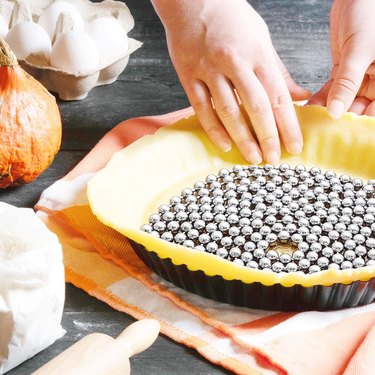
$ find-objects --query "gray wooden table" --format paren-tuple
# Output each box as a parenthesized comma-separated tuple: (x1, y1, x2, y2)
(3, 1, 332, 373)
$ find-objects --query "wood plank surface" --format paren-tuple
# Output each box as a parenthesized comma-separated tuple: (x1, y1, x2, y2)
(2, 0, 332, 373)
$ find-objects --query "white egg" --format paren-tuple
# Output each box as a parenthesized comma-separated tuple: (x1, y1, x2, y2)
(50, 31, 100, 73)
(5, 21, 51, 61)
(38, 1, 84, 40)
(0, 15, 8, 38)
(87, 17, 129, 64)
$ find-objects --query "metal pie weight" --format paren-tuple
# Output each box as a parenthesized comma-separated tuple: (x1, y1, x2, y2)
(141, 164, 375, 275)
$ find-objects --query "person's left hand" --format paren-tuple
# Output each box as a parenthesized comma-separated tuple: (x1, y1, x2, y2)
(309, 0, 375, 116)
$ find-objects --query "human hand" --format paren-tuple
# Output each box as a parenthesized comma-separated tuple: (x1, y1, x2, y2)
(309, 0, 375, 116)
(152, 0, 310, 164)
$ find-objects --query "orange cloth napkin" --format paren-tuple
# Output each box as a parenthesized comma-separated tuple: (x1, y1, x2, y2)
(36, 108, 375, 375)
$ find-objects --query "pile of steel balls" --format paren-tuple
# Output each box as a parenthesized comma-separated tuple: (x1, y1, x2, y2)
(140, 164, 375, 274)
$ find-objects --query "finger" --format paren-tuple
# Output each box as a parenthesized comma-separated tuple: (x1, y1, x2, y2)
(327, 42, 373, 119)
(307, 80, 332, 106)
(256, 65, 303, 156)
(364, 101, 375, 116)
(207, 76, 262, 164)
(186, 80, 232, 152)
(367, 64, 375, 76)
(230, 70, 281, 164)
(348, 97, 371, 115)
(274, 51, 312, 101)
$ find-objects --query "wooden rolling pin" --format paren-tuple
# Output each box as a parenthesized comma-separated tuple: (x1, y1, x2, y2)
(33, 319, 160, 375)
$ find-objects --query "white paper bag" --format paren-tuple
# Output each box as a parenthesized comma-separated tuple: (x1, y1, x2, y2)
(0, 203, 65, 374)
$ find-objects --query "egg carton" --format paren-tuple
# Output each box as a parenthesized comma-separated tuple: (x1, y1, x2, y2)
(0, 0, 142, 100)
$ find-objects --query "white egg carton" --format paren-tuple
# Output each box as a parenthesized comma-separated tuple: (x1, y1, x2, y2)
(0, 0, 142, 100)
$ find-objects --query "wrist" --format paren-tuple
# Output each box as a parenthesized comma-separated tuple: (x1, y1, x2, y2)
(151, 0, 205, 28)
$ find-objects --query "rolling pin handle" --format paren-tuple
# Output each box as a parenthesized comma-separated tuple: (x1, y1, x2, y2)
(116, 319, 160, 357)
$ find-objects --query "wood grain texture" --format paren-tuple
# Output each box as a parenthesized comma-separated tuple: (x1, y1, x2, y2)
(3, 0, 332, 373)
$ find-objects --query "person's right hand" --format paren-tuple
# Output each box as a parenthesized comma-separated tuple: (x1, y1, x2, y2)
(152, 0, 311, 164)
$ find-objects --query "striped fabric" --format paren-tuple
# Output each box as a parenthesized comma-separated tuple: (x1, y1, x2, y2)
(36, 108, 375, 375)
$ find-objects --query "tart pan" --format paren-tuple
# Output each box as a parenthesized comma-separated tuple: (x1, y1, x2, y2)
(87, 105, 375, 311)
(130, 240, 375, 311)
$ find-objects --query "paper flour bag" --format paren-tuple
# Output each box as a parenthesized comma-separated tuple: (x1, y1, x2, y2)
(0, 203, 65, 374)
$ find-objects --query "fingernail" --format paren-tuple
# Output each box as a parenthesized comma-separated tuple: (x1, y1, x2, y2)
(247, 151, 262, 165)
(220, 141, 232, 152)
(266, 151, 280, 165)
(287, 142, 303, 155)
(328, 99, 345, 119)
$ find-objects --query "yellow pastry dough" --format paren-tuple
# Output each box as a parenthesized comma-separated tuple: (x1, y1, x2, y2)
(87, 105, 375, 287)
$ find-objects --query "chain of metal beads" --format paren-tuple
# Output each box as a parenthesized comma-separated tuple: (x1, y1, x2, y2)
(141, 164, 375, 274)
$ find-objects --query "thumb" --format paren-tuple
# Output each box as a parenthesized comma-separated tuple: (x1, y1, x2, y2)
(327, 43, 371, 118)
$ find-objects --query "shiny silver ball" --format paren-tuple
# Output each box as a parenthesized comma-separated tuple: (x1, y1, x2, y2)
(298, 242, 310, 252)
(154, 221, 167, 232)
(176, 211, 188, 222)
(319, 236, 331, 246)
(163, 211, 174, 224)
(220, 236, 232, 247)
(211, 230, 223, 241)
(233, 259, 245, 266)
(218, 217, 230, 232)
(322, 247, 334, 258)
(355, 245, 367, 257)
(332, 241, 344, 253)
(353, 257, 365, 268)
(254, 248, 265, 259)
(241, 251, 253, 262)
(266, 249, 279, 260)
(215, 214, 226, 224)
(229, 247, 241, 258)
(187, 229, 199, 240)
(182, 239, 195, 248)
(292, 250, 305, 261)
(198, 233, 210, 244)
(306, 251, 319, 262)
(309, 265, 321, 274)
(241, 225, 253, 236)
(279, 253, 292, 264)
(234, 235, 246, 246)
(299, 258, 310, 269)
(332, 253, 344, 264)
(180, 221, 193, 232)
(246, 260, 259, 269)
(174, 232, 187, 243)
(259, 257, 272, 269)
(228, 226, 240, 237)
(310, 242, 322, 253)
(227, 214, 240, 224)
(244, 241, 256, 252)
(216, 248, 229, 258)
(341, 260, 353, 270)
(278, 230, 290, 243)
(167, 221, 180, 232)
(286, 262, 298, 272)
(251, 232, 262, 243)
(344, 249, 356, 261)
(317, 256, 329, 268)
(195, 245, 206, 252)
(194, 219, 206, 230)
(272, 262, 284, 273)
(141, 224, 153, 233)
